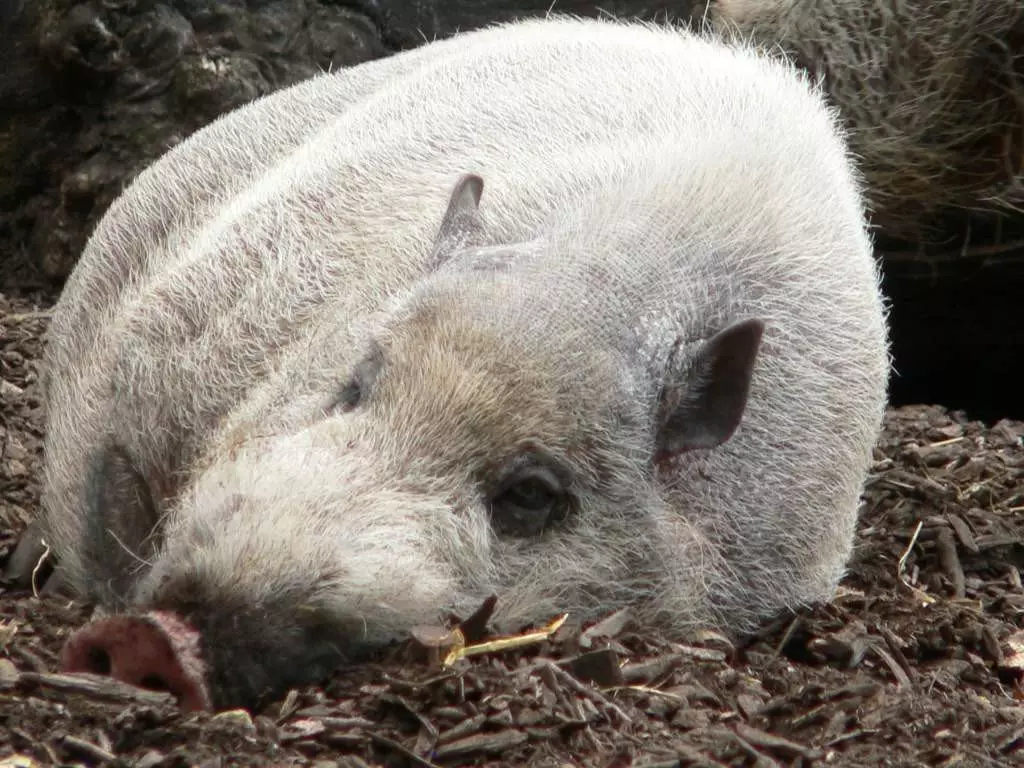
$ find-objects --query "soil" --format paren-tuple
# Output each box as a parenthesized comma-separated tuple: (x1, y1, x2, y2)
(1, 280, 1023, 767)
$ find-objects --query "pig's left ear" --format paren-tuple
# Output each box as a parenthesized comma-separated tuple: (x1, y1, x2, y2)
(82, 443, 163, 608)
(430, 173, 485, 268)
(653, 318, 765, 463)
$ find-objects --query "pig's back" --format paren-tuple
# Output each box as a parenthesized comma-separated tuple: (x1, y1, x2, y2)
(52, 16, 846, 344)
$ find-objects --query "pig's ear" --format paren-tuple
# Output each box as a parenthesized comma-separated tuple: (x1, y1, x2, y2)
(654, 318, 765, 462)
(430, 173, 485, 268)
(82, 444, 162, 607)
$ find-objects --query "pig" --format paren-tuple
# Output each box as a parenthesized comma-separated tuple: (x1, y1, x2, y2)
(32, 16, 889, 712)
(707, 0, 1024, 242)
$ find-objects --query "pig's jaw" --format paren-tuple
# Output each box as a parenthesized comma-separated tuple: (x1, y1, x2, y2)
(60, 610, 213, 712)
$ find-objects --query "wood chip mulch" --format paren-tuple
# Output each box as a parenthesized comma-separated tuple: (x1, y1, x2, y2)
(2, 287, 1022, 767)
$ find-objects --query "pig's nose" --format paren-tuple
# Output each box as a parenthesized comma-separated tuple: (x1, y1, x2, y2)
(60, 612, 212, 712)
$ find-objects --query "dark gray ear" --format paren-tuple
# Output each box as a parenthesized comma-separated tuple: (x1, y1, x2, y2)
(82, 444, 162, 608)
(654, 318, 765, 462)
(430, 173, 485, 267)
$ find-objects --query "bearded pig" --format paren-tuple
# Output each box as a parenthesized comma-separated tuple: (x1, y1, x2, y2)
(35, 16, 889, 711)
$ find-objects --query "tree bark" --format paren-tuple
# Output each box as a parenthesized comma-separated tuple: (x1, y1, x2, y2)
(0, 0, 387, 282)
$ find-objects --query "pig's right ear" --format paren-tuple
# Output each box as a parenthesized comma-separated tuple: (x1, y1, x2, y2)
(653, 318, 765, 464)
(429, 173, 485, 269)
(82, 444, 162, 606)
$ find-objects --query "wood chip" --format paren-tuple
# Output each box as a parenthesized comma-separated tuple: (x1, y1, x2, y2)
(0, 658, 20, 687)
(870, 644, 913, 689)
(131, 751, 166, 768)
(545, 660, 632, 724)
(18, 671, 177, 709)
(456, 594, 498, 643)
(579, 608, 632, 648)
(936, 526, 967, 598)
(437, 713, 487, 744)
(948, 514, 980, 554)
(0, 757, 42, 768)
(996, 726, 1024, 753)
(0, 620, 19, 650)
(736, 693, 764, 719)
(728, 728, 785, 768)
(734, 723, 822, 760)
(1000, 630, 1024, 672)
(433, 728, 529, 759)
(209, 709, 255, 734)
(654, 745, 729, 768)
(318, 716, 376, 730)
(566, 648, 624, 687)
(368, 733, 436, 768)
(620, 654, 684, 685)
(60, 735, 118, 764)
(877, 626, 917, 685)
(278, 718, 327, 743)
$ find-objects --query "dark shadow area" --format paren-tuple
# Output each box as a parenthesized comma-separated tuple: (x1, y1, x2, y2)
(880, 216, 1023, 424)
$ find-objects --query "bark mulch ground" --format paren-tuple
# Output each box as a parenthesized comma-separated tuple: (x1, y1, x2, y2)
(1, 285, 1022, 767)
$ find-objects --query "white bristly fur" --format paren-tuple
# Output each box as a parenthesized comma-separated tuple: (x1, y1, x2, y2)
(41, 16, 889, 660)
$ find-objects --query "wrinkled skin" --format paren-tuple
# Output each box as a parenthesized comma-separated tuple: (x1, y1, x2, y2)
(40, 17, 889, 711)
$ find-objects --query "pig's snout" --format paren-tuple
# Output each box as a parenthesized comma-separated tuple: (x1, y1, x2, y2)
(60, 611, 212, 712)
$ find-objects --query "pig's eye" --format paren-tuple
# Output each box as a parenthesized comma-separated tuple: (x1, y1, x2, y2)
(332, 345, 383, 414)
(490, 468, 567, 538)
(336, 378, 362, 412)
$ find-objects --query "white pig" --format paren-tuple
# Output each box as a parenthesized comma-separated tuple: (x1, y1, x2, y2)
(35, 16, 888, 711)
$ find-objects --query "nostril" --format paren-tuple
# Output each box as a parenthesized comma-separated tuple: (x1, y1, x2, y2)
(61, 612, 213, 712)
(139, 674, 170, 692)
(85, 645, 112, 675)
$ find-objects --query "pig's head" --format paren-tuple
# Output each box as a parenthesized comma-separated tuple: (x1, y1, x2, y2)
(62, 174, 765, 711)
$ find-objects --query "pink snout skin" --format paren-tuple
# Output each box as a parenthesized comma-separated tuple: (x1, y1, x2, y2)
(60, 610, 212, 712)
